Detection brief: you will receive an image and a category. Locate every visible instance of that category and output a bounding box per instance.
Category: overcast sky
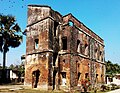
[0,0,120,66]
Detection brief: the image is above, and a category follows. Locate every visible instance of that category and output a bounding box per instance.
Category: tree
[9,64,15,70]
[0,14,22,81]
[9,62,25,77]
[106,60,113,74]
[0,63,2,69]
[8,62,25,82]
[17,62,25,82]
[106,60,120,76]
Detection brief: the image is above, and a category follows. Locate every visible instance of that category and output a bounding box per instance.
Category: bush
[110,83,118,90]
[101,83,120,91]
[101,84,107,91]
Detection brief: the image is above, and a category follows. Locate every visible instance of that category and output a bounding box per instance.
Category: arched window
[68,21,74,26]
[85,73,89,78]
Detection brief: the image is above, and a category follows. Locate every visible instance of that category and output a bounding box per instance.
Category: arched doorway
[32,69,40,88]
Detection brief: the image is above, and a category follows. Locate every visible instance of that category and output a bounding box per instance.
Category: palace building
[24,5,105,90]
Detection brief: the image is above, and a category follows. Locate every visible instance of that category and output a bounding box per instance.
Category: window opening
[77,40,80,52]
[62,37,67,50]
[85,73,88,78]
[100,51,102,55]
[54,21,59,37]
[61,72,66,78]
[97,44,100,60]
[68,21,74,26]
[78,72,81,80]
[99,51,102,61]
[96,74,98,78]
[95,49,97,52]
[96,74,98,83]
[35,39,39,49]
[61,72,66,86]
[53,53,58,66]
[63,59,65,63]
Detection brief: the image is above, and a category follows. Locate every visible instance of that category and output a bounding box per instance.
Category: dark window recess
[76,60,78,65]
[62,37,67,50]
[61,72,66,78]
[97,54,99,60]
[95,48,97,52]
[68,21,74,26]
[35,39,39,49]
[54,21,59,36]
[63,59,65,63]
[88,63,90,67]
[85,73,88,78]
[97,45,100,60]
[96,74,98,78]
[78,72,81,80]
[77,40,80,51]
[100,51,102,55]
[53,53,58,66]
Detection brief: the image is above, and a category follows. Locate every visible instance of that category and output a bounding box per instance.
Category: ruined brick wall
[25,5,63,90]
[62,14,105,88]
[25,5,51,89]
[25,5,105,90]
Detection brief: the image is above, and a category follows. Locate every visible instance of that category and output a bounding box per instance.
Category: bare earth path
[0,84,24,89]
[0,84,28,93]
[0,84,63,93]
[1,84,120,93]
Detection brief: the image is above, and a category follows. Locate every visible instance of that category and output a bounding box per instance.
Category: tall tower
[24,5,62,90]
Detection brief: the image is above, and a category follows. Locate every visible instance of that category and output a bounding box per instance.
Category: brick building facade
[24,5,105,90]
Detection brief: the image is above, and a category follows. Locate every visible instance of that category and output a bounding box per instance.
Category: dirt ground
[0,84,69,93]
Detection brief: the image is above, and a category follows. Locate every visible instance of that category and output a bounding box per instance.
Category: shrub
[101,84,107,91]
[81,78,91,92]
[110,83,118,90]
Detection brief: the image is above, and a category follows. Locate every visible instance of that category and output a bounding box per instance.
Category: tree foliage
[9,62,25,77]
[0,14,22,52]
[0,14,23,70]
[106,60,120,75]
